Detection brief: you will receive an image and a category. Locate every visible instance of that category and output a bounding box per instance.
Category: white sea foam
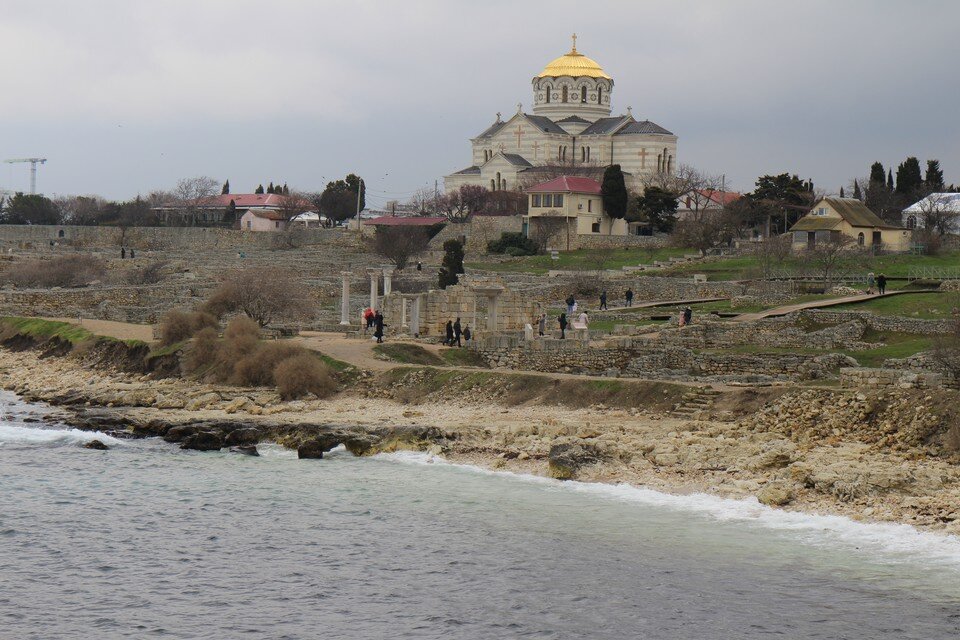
[0,423,123,448]
[375,450,960,568]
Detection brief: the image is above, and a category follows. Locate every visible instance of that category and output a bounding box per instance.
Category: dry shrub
[6,255,106,288]
[232,342,302,387]
[158,310,219,346]
[183,327,220,375]
[274,353,336,400]
[126,261,169,285]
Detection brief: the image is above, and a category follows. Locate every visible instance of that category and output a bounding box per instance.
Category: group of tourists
[598,289,634,309]
[362,307,386,343]
[120,247,135,259]
[443,317,471,347]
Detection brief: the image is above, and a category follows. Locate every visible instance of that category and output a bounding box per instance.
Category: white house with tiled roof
[445,36,678,194]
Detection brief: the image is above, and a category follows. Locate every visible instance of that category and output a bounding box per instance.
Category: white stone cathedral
[445,35,678,193]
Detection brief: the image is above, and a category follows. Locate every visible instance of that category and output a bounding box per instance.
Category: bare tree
[438,185,489,222]
[529,213,572,252]
[805,235,862,289]
[915,193,958,237]
[409,187,441,215]
[671,209,737,256]
[750,235,793,278]
[172,176,219,226]
[369,226,433,270]
[202,267,313,327]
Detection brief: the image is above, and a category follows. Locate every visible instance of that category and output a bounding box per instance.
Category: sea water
[1,391,959,639]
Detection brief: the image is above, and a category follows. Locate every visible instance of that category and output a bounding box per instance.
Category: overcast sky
[1,0,957,206]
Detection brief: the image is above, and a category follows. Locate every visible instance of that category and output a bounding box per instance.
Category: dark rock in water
[164,424,207,443]
[342,434,378,456]
[83,439,110,450]
[180,431,223,451]
[548,443,602,480]
[231,445,259,457]
[298,434,344,459]
[223,427,261,447]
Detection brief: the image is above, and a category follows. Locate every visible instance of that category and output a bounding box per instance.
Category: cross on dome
[571,33,577,53]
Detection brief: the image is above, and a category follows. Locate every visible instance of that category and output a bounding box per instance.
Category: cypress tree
[840,186,845,198]
[282,183,290,195]
[887,170,894,190]
[925,160,945,190]
[853,179,862,200]
[221,179,230,195]
[267,182,275,194]
[600,164,628,221]
[255,184,265,194]
[895,157,922,194]
[438,239,465,289]
[869,162,885,186]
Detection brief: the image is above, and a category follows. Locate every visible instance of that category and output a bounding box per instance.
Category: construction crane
[4,158,47,195]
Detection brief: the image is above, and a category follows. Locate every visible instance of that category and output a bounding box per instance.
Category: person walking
[867,272,876,294]
[416,261,422,271]
[364,307,375,332]
[877,273,887,295]
[599,291,608,311]
[130,249,135,259]
[683,306,693,327]
[453,317,463,347]
[121,247,126,259]
[463,325,472,342]
[538,313,546,337]
[444,320,454,346]
[625,288,634,307]
[374,311,385,344]
[558,312,568,339]
[565,295,576,315]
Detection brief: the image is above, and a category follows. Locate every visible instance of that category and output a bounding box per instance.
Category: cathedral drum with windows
[445,35,678,194]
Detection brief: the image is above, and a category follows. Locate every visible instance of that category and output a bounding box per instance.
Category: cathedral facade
[445,36,678,193]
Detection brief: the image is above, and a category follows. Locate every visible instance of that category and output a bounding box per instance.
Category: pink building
[239,209,288,231]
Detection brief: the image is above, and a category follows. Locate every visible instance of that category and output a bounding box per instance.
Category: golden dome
[536,35,611,80]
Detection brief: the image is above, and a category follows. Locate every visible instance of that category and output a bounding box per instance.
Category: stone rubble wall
[800,309,953,335]
[840,367,945,389]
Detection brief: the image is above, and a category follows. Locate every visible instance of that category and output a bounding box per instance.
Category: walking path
[600,297,729,313]
[731,289,941,322]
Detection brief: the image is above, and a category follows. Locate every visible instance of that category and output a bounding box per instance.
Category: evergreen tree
[255,184,265,194]
[853,179,862,200]
[282,183,290,195]
[895,157,923,194]
[345,174,365,212]
[438,239,465,289]
[221,179,230,195]
[869,162,886,186]
[925,159,945,190]
[268,182,276,194]
[600,164,628,221]
[631,186,678,233]
[226,199,236,222]
[887,170,894,190]
[840,186,845,198]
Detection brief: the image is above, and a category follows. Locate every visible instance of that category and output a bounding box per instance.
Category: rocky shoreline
[2,346,960,536]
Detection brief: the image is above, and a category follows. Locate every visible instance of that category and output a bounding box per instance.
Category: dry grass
[5,255,107,288]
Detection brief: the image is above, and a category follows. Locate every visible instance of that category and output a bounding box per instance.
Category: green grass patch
[0,317,93,344]
[832,291,954,318]
[147,340,186,358]
[374,343,445,366]
[842,333,934,367]
[315,352,355,373]
[466,247,692,275]
[439,348,489,368]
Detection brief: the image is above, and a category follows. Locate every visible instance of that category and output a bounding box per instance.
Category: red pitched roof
[244,209,287,221]
[696,190,742,206]
[363,216,447,226]
[156,193,313,210]
[526,176,602,194]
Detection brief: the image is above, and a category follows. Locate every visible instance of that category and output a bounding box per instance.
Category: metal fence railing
[908,266,960,282]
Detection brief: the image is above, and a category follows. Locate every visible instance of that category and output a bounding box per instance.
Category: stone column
[366,268,380,311]
[487,294,499,333]
[410,294,422,337]
[400,296,409,330]
[382,267,394,296]
[339,271,351,325]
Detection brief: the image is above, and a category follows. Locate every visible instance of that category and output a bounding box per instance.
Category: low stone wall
[0,224,353,253]
[470,335,854,382]
[840,367,944,389]
[801,309,953,335]
[644,317,872,351]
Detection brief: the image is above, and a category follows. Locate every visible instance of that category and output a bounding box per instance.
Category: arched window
[597,86,603,104]
[496,172,501,191]
[667,155,673,173]
[581,147,586,162]
[502,179,507,190]
[562,146,567,161]
[586,147,591,162]
[558,146,563,161]
[907,215,917,229]
[57,229,65,238]
[561,85,568,103]
[490,179,496,191]
[545,85,551,103]
[857,232,865,246]
[581,86,587,103]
